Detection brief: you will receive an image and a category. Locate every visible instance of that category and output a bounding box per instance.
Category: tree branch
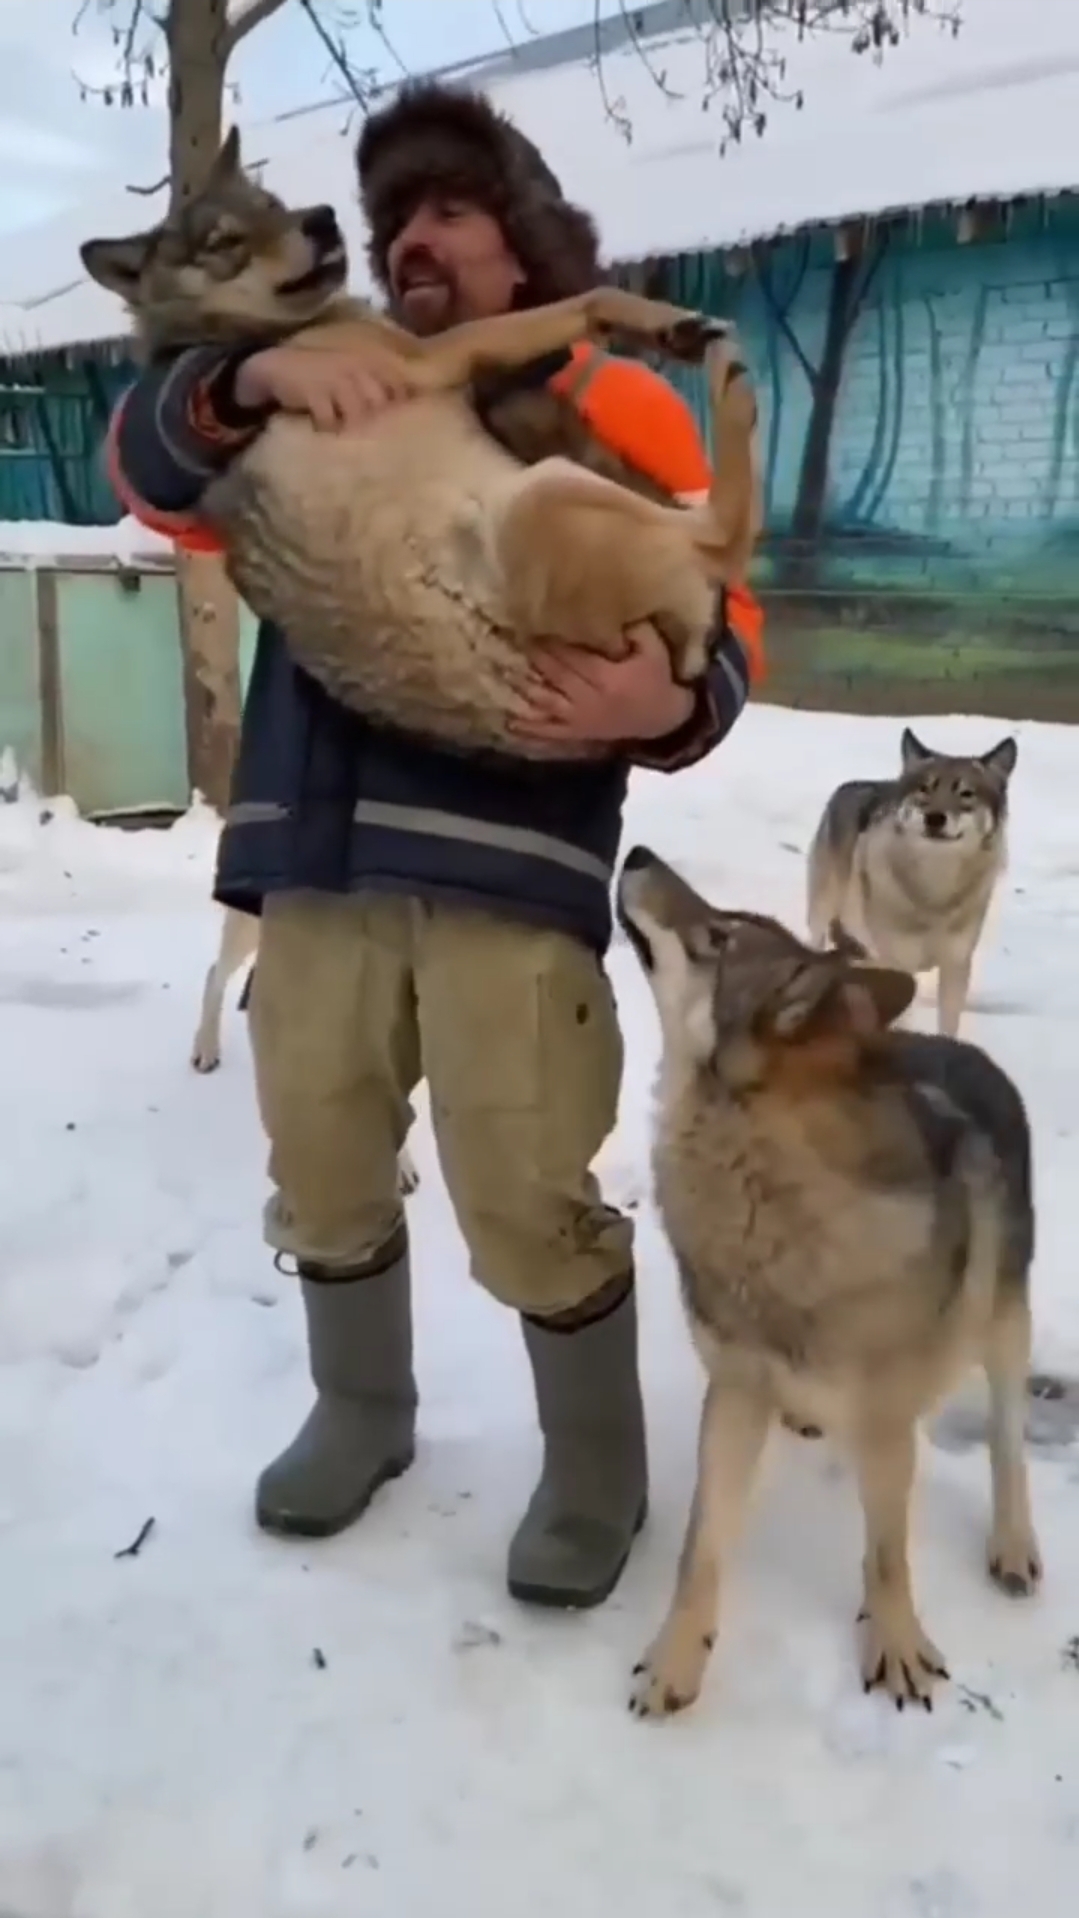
[295,0,382,108]
[592,0,963,153]
[223,0,289,59]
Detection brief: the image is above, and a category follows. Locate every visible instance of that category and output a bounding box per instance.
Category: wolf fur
[617,846,1040,1719]
[806,727,1018,1038]
[189,903,419,1198]
[80,127,760,763]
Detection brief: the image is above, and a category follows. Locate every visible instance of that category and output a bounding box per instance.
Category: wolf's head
[617,846,914,1094]
[80,127,348,353]
[891,728,1017,848]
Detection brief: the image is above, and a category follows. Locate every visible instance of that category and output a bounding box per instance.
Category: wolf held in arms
[80,128,761,763]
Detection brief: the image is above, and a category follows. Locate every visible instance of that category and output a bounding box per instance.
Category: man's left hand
[508,621,696,749]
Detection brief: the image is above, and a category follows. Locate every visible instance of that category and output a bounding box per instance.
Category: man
[109,80,763,1610]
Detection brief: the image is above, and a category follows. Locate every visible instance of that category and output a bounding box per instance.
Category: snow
[0,515,169,564]
[2,700,1078,1916]
[6,0,1079,362]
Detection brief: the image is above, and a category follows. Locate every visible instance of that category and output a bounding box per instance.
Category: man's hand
[509,622,696,750]
[234,344,415,432]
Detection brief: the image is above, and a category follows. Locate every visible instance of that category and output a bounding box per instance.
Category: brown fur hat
[355,80,600,305]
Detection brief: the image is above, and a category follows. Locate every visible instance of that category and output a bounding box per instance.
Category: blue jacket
[111,344,757,952]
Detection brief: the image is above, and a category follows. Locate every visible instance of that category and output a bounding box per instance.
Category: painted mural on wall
[660,202,1079,717]
[0,357,129,524]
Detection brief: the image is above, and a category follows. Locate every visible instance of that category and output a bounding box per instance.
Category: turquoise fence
[0,560,259,816]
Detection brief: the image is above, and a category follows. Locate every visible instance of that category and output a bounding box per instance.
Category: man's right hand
[233,345,414,432]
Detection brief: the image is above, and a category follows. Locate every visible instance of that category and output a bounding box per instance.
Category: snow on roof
[4,0,1078,361]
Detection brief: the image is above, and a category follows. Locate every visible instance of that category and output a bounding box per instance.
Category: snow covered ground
[2,704,1078,1918]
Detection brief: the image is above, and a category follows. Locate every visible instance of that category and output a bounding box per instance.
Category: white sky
[0,0,618,233]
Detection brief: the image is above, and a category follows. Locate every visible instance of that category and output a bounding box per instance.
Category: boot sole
[506,1497,648,1611]
[255,1448,415,1541]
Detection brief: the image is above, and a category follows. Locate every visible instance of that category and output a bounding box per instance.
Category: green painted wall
[56,571,189,814]
[0,567,264,815]
[0,572,41,784]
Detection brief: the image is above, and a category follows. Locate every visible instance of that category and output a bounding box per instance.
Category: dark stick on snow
[114,1516,156,1560]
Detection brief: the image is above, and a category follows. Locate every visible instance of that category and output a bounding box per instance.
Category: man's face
[385,196,525,334]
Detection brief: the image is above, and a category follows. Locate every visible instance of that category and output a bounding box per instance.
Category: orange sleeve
[550,349,713,501]
[551,348,765,687]
[725,581,765,685]
[104,392,227,555]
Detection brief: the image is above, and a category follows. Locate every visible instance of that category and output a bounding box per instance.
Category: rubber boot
[507,1278,648,1608]
[255,1228,416,1539]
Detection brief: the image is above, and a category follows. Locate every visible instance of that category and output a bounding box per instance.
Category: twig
[591,0,632,144]
[296,0,381,109]
[114,1515,156,1560]
[119,0,149,68]
[619,2,685,104]
[596,0,962,153]
[356,0,409,79]
[491,0,521,58]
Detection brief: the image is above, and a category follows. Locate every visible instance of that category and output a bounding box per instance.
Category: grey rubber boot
[507,1280,648,1609]
[255,1230,417,1539]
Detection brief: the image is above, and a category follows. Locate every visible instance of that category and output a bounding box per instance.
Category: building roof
[3,0,1078,362]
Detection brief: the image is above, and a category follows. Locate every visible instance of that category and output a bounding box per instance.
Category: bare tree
[587,1,962,152]
[71,0,390,813]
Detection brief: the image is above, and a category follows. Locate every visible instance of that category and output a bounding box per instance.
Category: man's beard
[390,268,460,336]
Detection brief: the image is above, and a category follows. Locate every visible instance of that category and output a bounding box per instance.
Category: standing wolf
[807,728,1017,1038]
[104,81,763,1608]
[618,847,1040,1718]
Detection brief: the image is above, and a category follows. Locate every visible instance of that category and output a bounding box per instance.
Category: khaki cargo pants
[248,892,634,1315]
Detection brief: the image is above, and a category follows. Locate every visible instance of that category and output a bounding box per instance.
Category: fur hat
[355,80,601,305]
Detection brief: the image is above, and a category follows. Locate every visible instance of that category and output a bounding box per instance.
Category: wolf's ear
[980,735,1017,782]
[206,124,243,188]
[766,955,913,1042]
[840,965,915,1033]
[900,726,932,770]
[767,957,844,1039]
[80,232,154,297]
[825,918,870,962]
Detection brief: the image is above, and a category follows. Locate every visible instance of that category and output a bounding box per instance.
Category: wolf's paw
[858,1601,949,1710]
[659,313,732,364]
[988,1523,1043,1597]
[396,1146,420,1197]
[628,1620,715,1720]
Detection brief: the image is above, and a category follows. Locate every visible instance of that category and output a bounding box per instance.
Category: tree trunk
[165,0,241,814]
[790,253,861,551]
[176,547,242,811]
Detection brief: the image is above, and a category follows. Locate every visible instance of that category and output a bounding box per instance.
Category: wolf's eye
[686,922,729,962]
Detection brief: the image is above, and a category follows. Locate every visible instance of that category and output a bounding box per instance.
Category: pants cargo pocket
[417,907,634,1313]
